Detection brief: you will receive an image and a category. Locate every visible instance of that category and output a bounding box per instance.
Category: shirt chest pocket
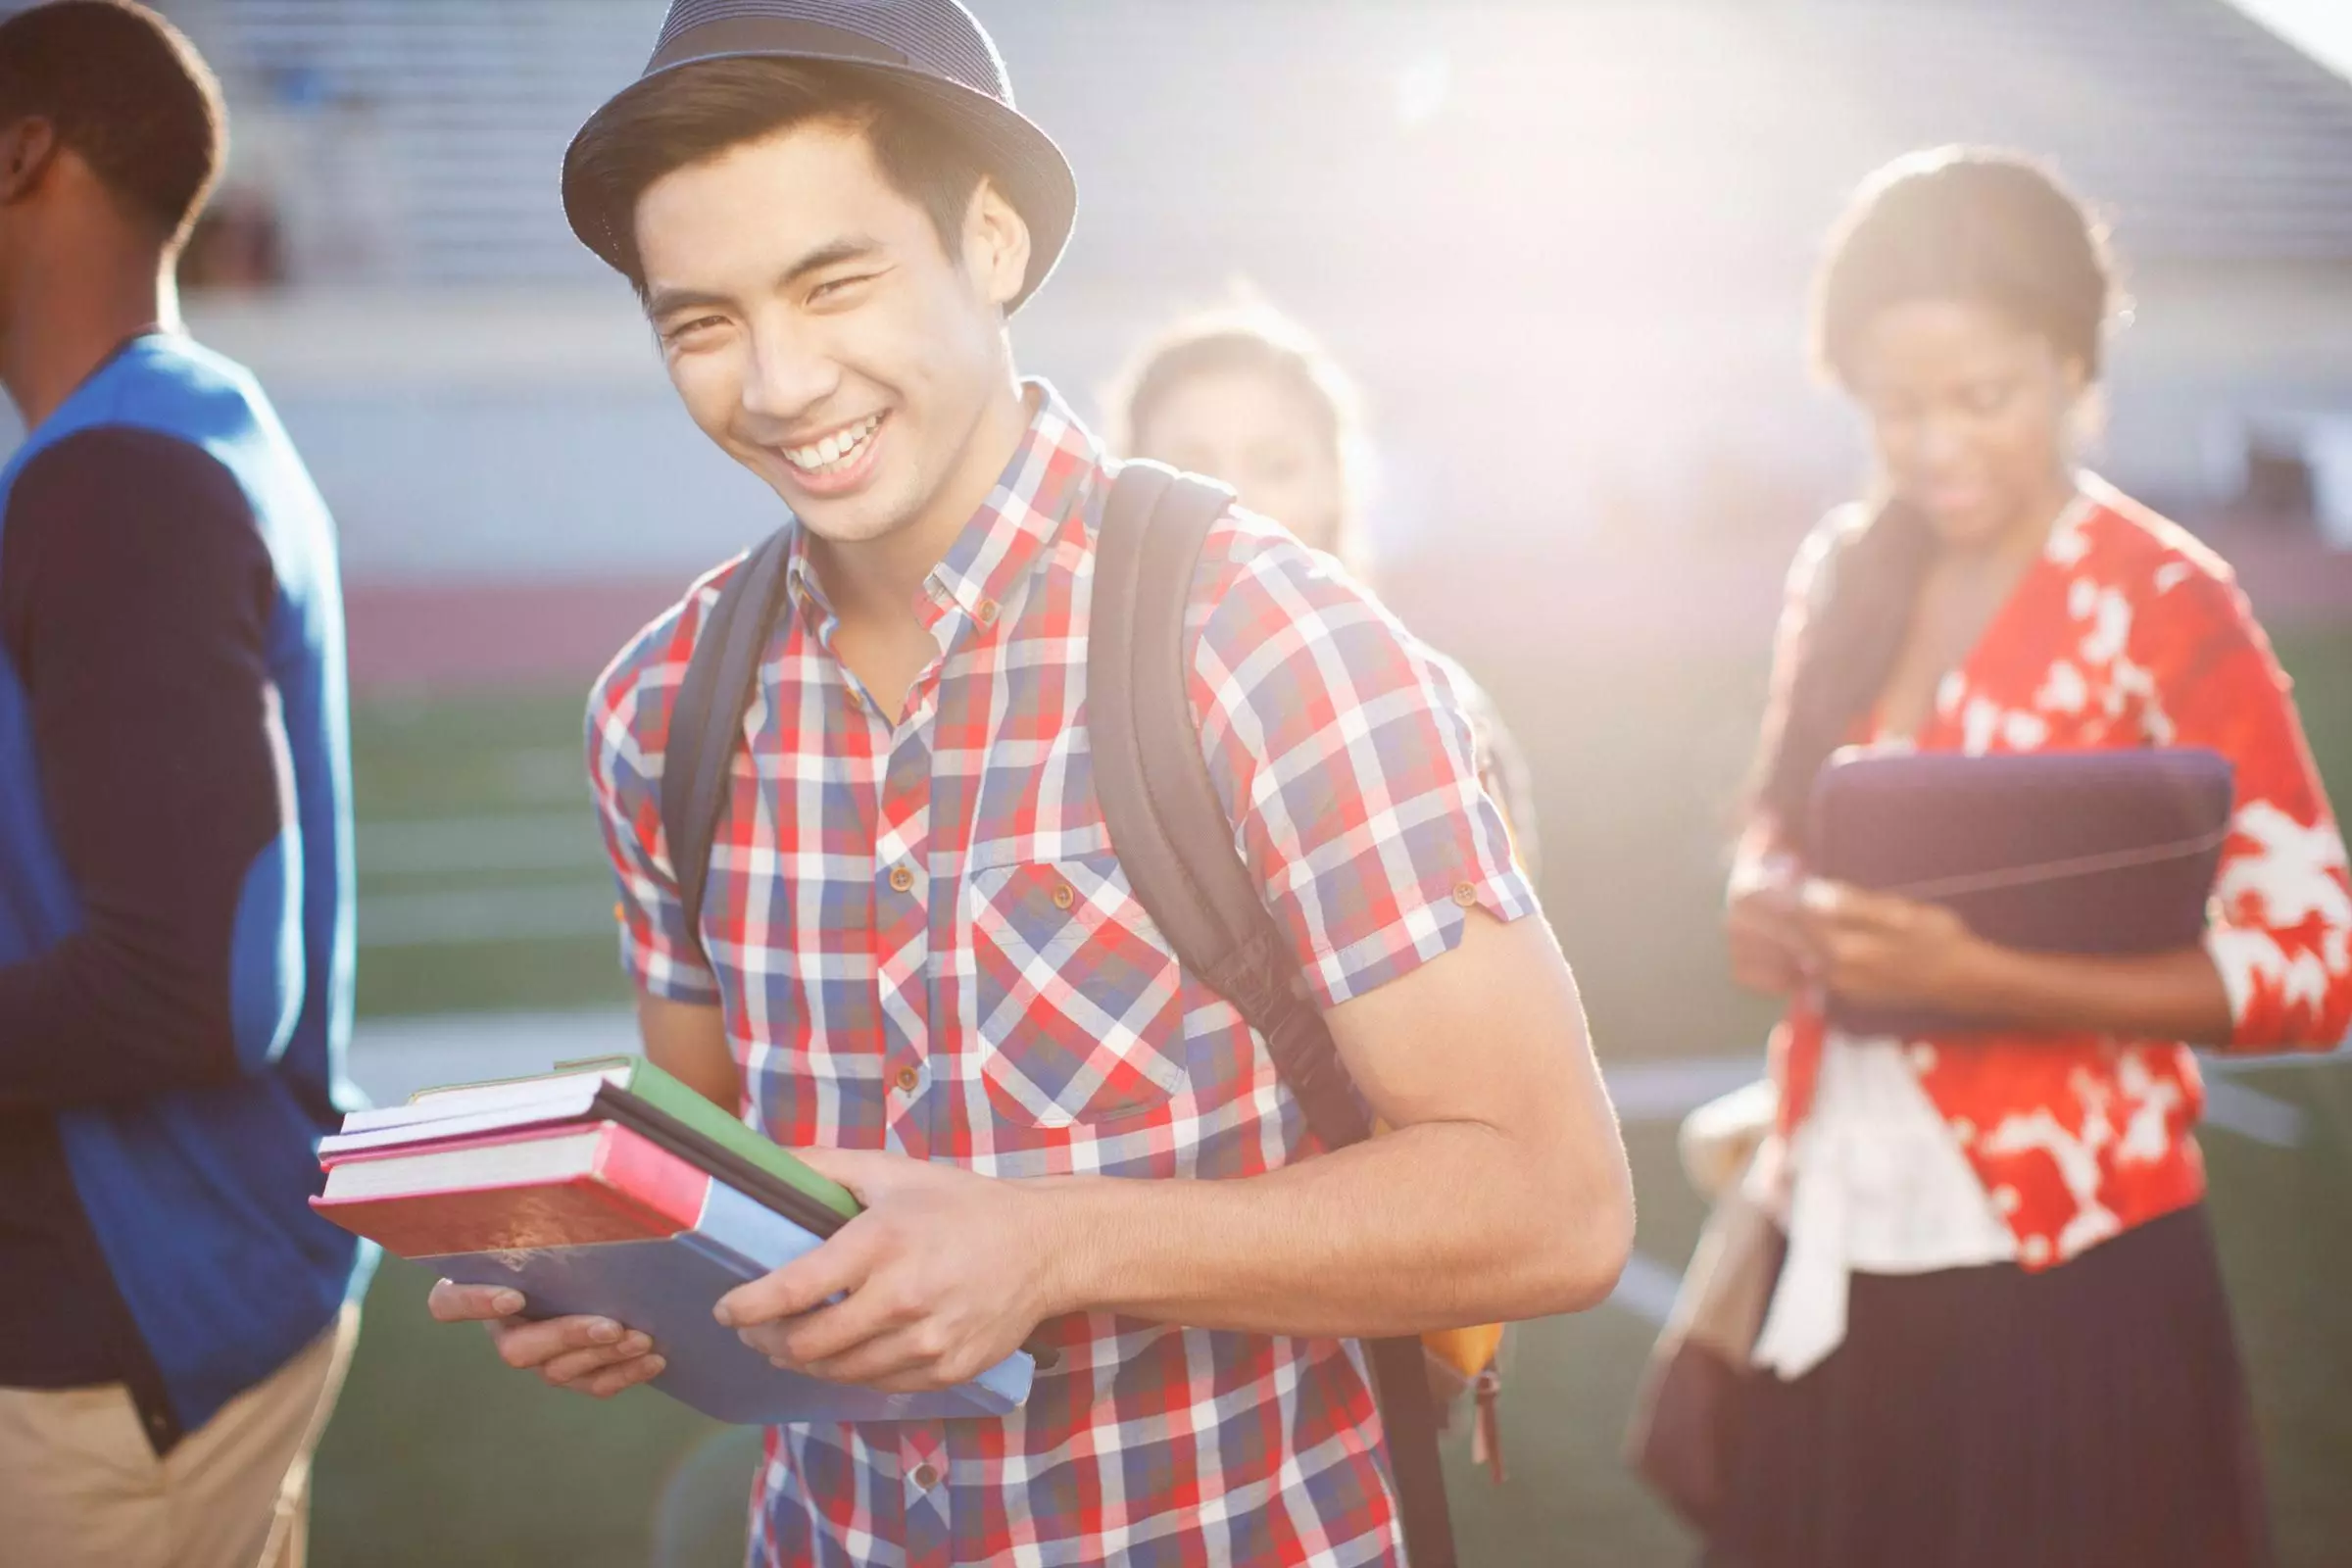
[966,852,1188,1128]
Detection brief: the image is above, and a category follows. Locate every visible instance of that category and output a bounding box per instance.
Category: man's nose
[739,316,839,427]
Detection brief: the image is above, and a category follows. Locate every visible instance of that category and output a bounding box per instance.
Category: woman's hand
[1796,881,1984,1010]
[1726,853,1812,997]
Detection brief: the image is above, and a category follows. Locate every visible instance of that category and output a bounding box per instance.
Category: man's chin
[773,487,906,546]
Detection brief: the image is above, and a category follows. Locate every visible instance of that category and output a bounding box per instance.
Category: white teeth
[784,415,880,474]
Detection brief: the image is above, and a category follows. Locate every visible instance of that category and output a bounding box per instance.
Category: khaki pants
[0,1304,359,1568]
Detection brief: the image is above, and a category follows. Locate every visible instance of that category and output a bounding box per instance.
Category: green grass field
[314,629,2352,1567]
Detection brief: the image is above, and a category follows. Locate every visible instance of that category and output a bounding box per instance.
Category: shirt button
[888,864,915,893]
[911,1462,940,1491]
[895,1065,920,1094]
[976,599,1000,625]
[1051,880,1076,911]
[1451,881,1479,908]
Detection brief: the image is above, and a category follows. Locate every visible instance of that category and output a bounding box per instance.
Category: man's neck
[0,232,178,431]
[811,376,1035,624]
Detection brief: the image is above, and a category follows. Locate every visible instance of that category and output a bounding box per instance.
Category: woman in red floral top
[1713,148,2351,1568]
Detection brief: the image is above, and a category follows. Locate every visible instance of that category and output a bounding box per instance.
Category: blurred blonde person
[1114,304,1542,879]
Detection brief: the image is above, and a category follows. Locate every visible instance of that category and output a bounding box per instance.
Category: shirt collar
[781,378,1102,637]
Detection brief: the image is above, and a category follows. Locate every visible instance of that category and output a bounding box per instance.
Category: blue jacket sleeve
[0,426,301,1104]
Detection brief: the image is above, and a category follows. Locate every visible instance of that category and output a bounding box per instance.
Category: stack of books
[313,1055,1035,1423]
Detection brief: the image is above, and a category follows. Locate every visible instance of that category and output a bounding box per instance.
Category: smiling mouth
[780,414,884,476]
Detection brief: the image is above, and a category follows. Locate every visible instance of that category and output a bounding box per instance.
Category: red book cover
[313,1119,712,1258]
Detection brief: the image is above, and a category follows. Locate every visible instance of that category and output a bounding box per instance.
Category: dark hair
[565,58,988,294]
[1753,148,2116,846]
[1110,300,1367,562]
[0,0,223,245]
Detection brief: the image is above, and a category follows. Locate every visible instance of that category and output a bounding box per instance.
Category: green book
[326,1054,861,1234]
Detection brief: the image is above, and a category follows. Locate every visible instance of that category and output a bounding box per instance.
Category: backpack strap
[660,525,797,962]
[1090,461,1457,1568]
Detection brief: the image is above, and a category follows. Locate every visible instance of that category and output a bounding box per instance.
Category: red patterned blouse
[1767,479,2352,1271]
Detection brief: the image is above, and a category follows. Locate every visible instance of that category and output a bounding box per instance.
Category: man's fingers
[716,1223,880,1328]
[488,1313,633,1370]
[790,1145,905,1200]
[796,1324,951,1392]
[750,1276,914,1368]
[579,1354,668,1399]
[539,1332,656,1387]
[428,1279,526,1323]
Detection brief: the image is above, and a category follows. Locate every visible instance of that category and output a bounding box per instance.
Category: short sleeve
[2148,567,2352,1052]
[1440,658,1544,883]
[1185,514,1539,1009]
[586,597,722,1008]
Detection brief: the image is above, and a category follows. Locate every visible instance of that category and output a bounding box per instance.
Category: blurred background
[12,0,2352,1561]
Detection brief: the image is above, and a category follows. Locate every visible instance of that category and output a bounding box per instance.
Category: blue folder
[1809,746,2235,1038]
[425,1179,1035,1425]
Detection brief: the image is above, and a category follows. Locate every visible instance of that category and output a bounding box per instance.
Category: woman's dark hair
[0,0,225,246]
[1752,147,2116,846]
[565,58,988,296]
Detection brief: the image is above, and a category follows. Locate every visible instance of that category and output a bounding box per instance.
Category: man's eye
[810,272,881,303]
[663,315,727,343]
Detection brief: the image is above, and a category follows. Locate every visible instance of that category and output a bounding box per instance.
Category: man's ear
[960,177,1031,312]
[0,118,58,207]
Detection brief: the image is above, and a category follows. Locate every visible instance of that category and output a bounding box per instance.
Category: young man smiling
[429,3,1633,1562]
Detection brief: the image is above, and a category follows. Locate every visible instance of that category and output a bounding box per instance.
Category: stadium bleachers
[172,0,2352,295]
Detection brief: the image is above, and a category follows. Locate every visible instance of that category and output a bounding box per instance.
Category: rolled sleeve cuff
[1305,858,1540,1009]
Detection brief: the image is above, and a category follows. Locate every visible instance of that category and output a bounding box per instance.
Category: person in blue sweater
[0,6,368,1565]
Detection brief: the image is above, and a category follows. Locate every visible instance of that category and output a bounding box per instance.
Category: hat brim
[562,49,1076,314]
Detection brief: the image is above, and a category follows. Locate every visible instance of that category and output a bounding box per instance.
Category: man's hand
[1797,879,1984,1010]
[425,1281,666,1398]
[712,1149,1063,1395]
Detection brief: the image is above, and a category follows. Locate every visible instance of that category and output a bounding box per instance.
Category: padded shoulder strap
[1089,463,1371,1149]
[660,527,796,962]
[1090,463,1455,1568]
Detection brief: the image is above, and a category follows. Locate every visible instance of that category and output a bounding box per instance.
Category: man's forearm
[1030,1114,1631,1340]
[636,993,743,1109]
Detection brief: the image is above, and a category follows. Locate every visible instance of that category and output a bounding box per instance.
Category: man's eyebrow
[642,237,889,320]
[643,284,731,319]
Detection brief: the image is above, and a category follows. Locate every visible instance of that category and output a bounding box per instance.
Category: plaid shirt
[588,383,1535,1567]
